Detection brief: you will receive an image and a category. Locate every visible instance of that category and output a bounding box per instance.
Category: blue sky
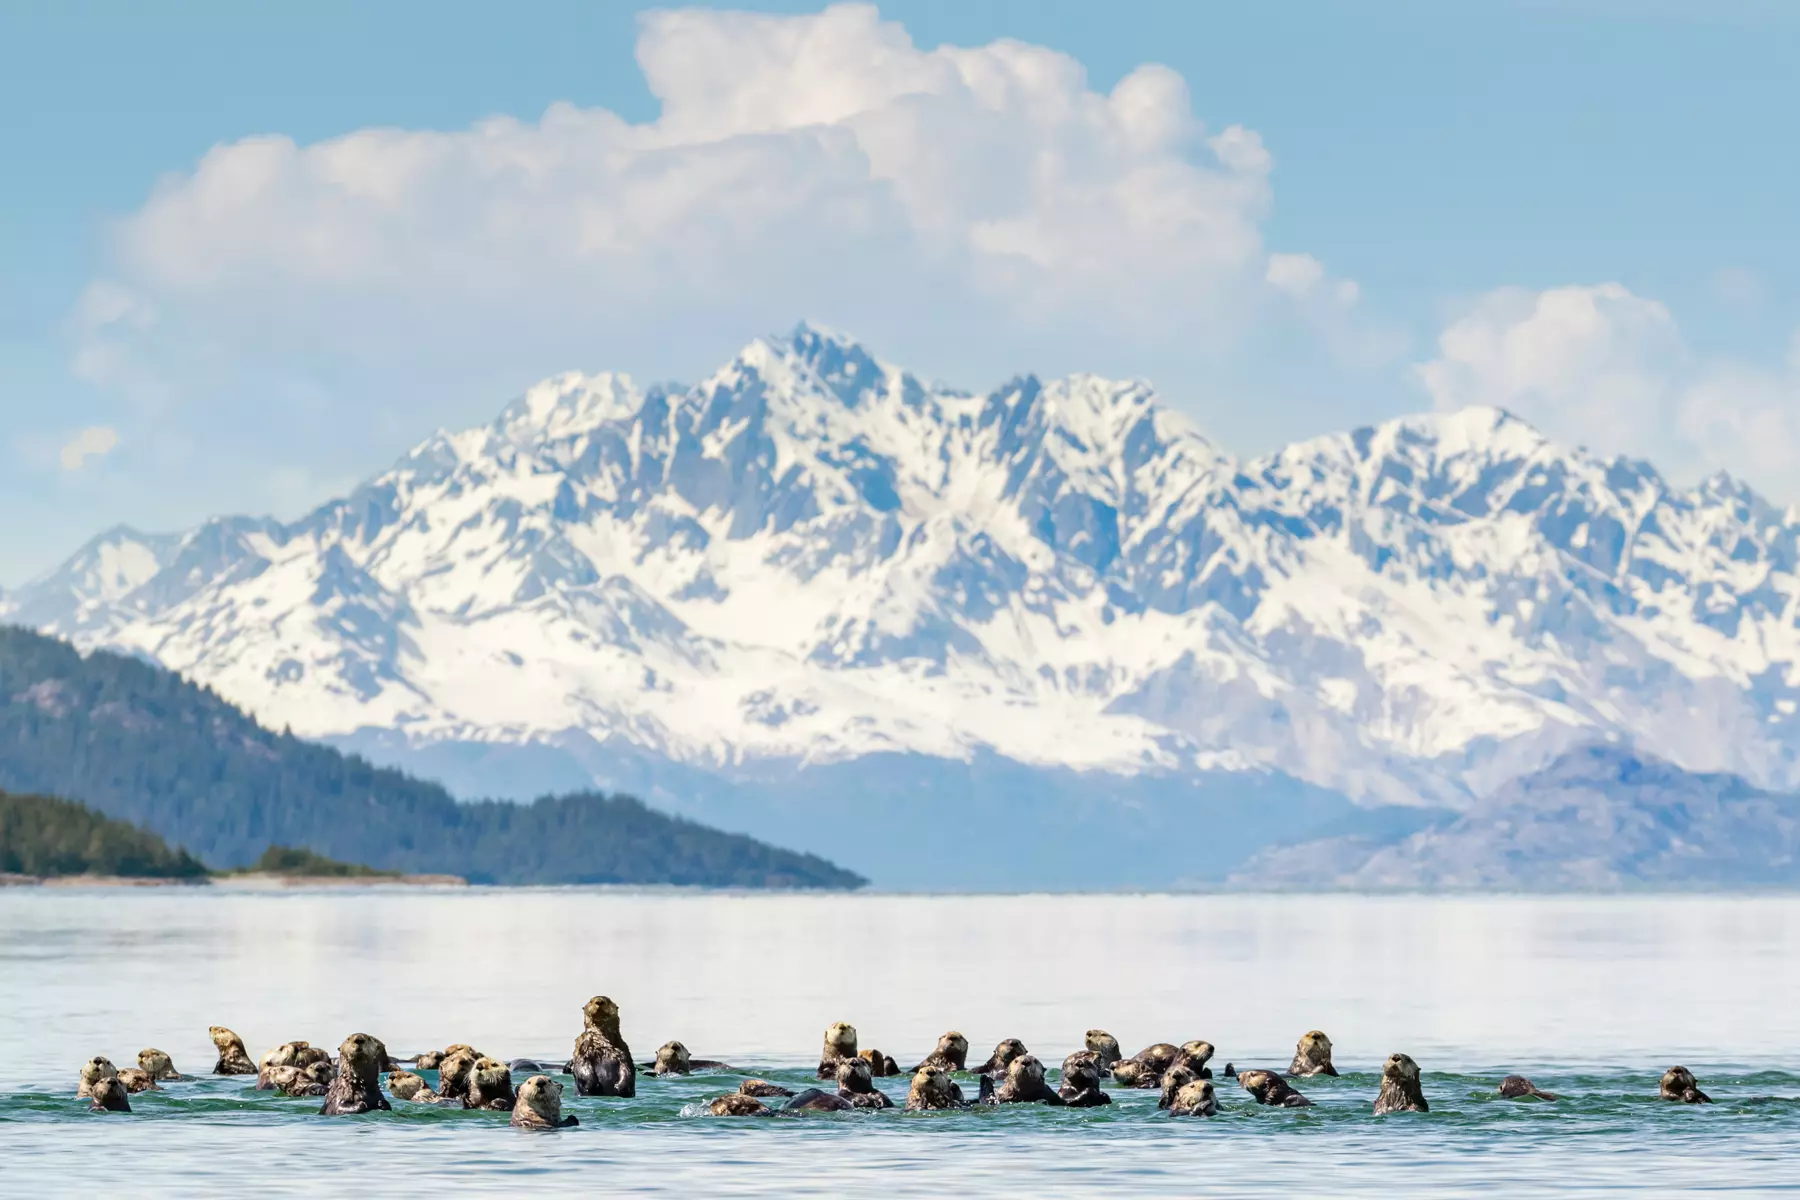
[3,0,1799,583]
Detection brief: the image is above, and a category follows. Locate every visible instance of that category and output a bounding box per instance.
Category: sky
[3,0,1799,584]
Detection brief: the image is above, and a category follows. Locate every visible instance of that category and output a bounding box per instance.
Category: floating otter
[738,1079,795,1098]
[320,1033,392,1115]
[648,1041,732,1076]
[1174,1040,1215,1079]
[273,1063,332,1098]
[88,1077,131,1113]
[785,1087,855,1112]
[835,1058,894,1109]
[414,1049,446,1071]
[974,1038,1028,1078]
[466,1057,517,1111]
[709,1093,772,1116]
[1157,1064,1198,1110]
[1660,1066,1712,1104]
[1373,1052,1428,1115]
[990,1055,1065,1106]
[1058,1053,1111,1107]
[1085,1030,1123,1071]
[572,996,636,1098]
[910,1032,970,1075]
[859,1049,901,1077]
[437,1050,479,1104]
[1237,1069,1312,1108]
[1166,1078,1218,1117]
[209,1026,257,1075]
[1113,1043,1180,1089]
[137,1049,183,1081]
[77,1056,118,1098]
[818,1022,859,1079]
[116,1067,161,1094]
[905,1065,968,1111]
[387,1070,441,1103]
[1287,1031,1337,1078]
[512,1075,579,1129]
[1497,1075,1559,1101]
[257,1041,310,1090]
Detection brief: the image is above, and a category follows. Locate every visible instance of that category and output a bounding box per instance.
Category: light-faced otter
[116,1067,161,1094]
[437,1050,479,1103]
[1166,1078,1218,1117]
[974,1038,1028,1078]
[512,1075,579,1129]
[1175,1040,1215,1079]
[990,1055,1065,1106]
[1237,1069,1312,1108]
[910,1032,970,1075]
[1660,1066,1712,1104]
[738,1079,795,1098]
[709,1093,773,1116]
[257,1041,310,1090]
[905,1065,968,1111]
[264,1066,304,1094]
[274,1063,333,1098]
[817,1022,859,1079]
[785,1087,855,1112]
[859,1049,901,1077]
[1058,1053,1111,1107]
[648,1040,733,1076]
[320,1033,392,1115]
[209,1026,257,1075]
[414,1050,446,1071]
[1113,1043,1180,1089]
[1373,1052,1428,1114]
[77,1056,118,1098]
[387,1070,441,1103]
[572,996,636,1099]
[1085,1030,1123,1071]
[88,1077,131,1113]
[1497,1075,1559,1101]
[1157,1064,1197,1110]
[1287,1030,1337,1078]
[137,1049,183,1081]
[835,1058,894,1109]
[466,1057,517,1111]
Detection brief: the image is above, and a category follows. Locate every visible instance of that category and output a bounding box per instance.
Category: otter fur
[1373,1052,1428,1115]
[466,1057,517,1111]
[88,1077,131,1113]
[273,1063,332,1098]
[437,1050,479,1103]
[817,1022,859,1079]
[209,1026,257,1075]
[1287,1030,1337,1078]
[990,1055,1064,1106]
[910,1031,970,1075]
[859,1049,901,1077]
[320,1033,392,1115]
[77,1056,118,1098]
[413,1049,445,1071]
[1157,1064,1198,1110]
[512,1075,578,1129]
[1660,1066,1712,1104]
[1166,1078,1218,1117]
[1237,1069,1312,1108]
[572,996,636,1099]
[1174,1040,1216,1079]
[738,1079,795,1098]
[835,1058,894,1109]
[709,1093,773,1116]
[1085,1030,1123,1070]
[386,1070,441,1103]
[785,1087,855,1112]
[1498,1075,1559,1101]
[137,1049,183,1081]
[974,1038,1028,1078]
[1058,1053,1111,1107]
[1113,1043,1180,1089]
[115,1067,161,1094]
[905,1065,968,1111]
[257,1041,310,1089]
[649,1040,732,1076]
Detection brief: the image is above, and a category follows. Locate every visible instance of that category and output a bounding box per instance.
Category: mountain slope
[0,790,208,880]
[0,627,863,887]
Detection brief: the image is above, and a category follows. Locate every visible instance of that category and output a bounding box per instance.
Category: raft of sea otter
[68,996,1723,1124]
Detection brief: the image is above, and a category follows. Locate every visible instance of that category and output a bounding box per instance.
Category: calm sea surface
[4,889,1800,1196]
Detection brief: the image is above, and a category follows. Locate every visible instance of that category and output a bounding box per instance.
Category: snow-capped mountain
[10,322,1800,876]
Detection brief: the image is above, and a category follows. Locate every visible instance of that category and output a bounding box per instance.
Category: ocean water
[4,889,1800,1196]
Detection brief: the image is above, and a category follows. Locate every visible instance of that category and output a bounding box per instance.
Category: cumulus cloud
[59,426,120,472]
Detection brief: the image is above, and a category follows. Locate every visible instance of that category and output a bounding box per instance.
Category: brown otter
[648,1040,733,1076]
[437,1050,479,1103]
[387,1070,442,1103]
[784,1087,855,1112]
[835,1057,894,1109]
[257,1041,310,1090]
[1498,1075,1559,1101]
[1166,1078,1218,1116]
[990,1055,1065,1106]
[910,1031,970,1075]
[137,1049,184,1081]
[275,1062,333,1098]
[320,1033,392,1115]
[1237,1069,1312,1108]
[905,1065,968,1110]
[1157,1064,1198,1110]
[1113,1043,1180,1089]
[209,1026,257,1075]
[295,1044,333,1070]
[466,1057,517,1111]
[88,1077,132,1113]
[572,996,636,1098]
[1058,1053,1111,1107]
[1174,1040,1215,1079]
[974,1038,1028,1078]
[1085,1030,1123,1071]
[859,1049,901,1077]
[77,1056,118,1098]
[414,1049,446,1071]
[817,1022,859,1079]
[1373,1052,1428,1114]
[512,1075,579,1129]
[1287,1030,1337,1078]
[115,1067,161,1094]
[1660,1066,1712,1104]
[709,1093,773,1116]
[738,1079,796,1098]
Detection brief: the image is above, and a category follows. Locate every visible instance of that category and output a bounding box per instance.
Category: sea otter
[784,1087,855,1112]
[1237,1069,1313,1108]
[209,1026,257,1075]
[512,1075,579,1129]
[414,1049,446,1071]
[466,1057,517,1111]
[1497,1075,1559,1101]
[257,1042,310,1090]
[818,1022,859,1079]
[1058,1053,1111,1107]
[1166,1078,1218,1117]
[974,1039,1028,1078]
[1373,1052,1428,1114]
[990,1055,1065,1106]
[437,1050,479,1103]
[77,1056,118,1098]
[649,1041,733,1076]
[859,1049,901,1077]
[572,996,636,1098]
[1113,1043,1180,1089]
[1287,1031,1337,1077]
[274,1063,333,1098]
[386,1070,442,1103]
[1174,1040,1215,1078]
[137,1049,184,1081]
[1157,1064,1198,1110]
[835,1057,894,1109]
[709,1093,773,1116]
[738,1079,796,1098]
[910,1032,970,1075]
[905,1065,968,1111]
[115,1067,161,1094]
[1085,1030,1123,1071]
[320,1033,392,1115]
[88,1077,131,1113]
[1660,1066,1712,1104]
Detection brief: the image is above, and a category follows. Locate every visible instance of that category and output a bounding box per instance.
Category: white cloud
[59,426,120,472]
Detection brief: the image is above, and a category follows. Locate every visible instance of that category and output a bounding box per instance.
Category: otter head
[1179,1040,1215,1068]
[1174,1078,1218,1116]
[209,1026,246,1053]
[89,1076,131,1113]
[337,1033,384,1084]
[582,997,623,1040]
[388,1069,430,1100]
[78,1056,118,1096]
[857,1048,891,1076]
[267,1041,308,1070]
[934,1031,969,1070]
[910,1065,955,1107]
[1062,1056,1101,1092]
[1295,1030,1333,1067]
[986,1038,1027,1074]
[266,1066,305,1093]
[414,1049,444,1070]
[709,1093,768,1117]
[517,1074,563,1123]
[1158,1063,1197,1108]
[137,1049,177,1080]
[1383,1052,1420,1085]
[654,1041,692,1075]
[1005,1055,1046,1090]
[1085,1030,1122,1066]
[823,1021,858,1059]
[303,1061,334,1086]
[438,1050,478,1098]
[443,1043,476,1059]
[1237,1068,1274,1099]
[835,1057,875,1095]
[469,1056,514,1105]
[295,1044,331,1069]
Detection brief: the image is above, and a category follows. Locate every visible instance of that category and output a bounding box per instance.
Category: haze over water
[4,890,1799,1196]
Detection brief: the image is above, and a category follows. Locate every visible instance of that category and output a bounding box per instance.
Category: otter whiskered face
[1384,1053,1420,1083]
[836,1058,875,1093]
[655,1041,692,1074]
[583,996,623,1038]
[824,1022,858,1055]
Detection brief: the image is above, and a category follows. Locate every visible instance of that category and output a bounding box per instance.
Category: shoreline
[0,872,467,888]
